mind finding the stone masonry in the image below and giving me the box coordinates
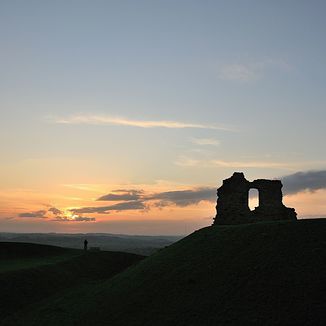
[213,172,297,225]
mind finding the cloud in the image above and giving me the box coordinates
[53,169,326,217]
[97,190,144,201]
[218,59,292,82]
[18,210,47,218]
[211,160,290,169]
[191,138,220,146]
[52,114,234,131]
[175,156,291,169]
[71,200,147,214]
[218,63,259,81]
[48,207,63,215]
[174,156,201,167]
[281,170,326,195]
[62,184,102,192]
[18,207,96,222]
[73,216,96,221]
[149,188,216,207]
[72,187,216,214]
[53,216,96,222]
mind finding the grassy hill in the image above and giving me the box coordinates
[0,242,144,321]
[2,219,326,325]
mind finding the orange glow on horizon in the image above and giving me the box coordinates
[1,180,326,235]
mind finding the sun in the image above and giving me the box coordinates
[62,210,80,220]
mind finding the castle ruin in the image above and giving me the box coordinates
[213,172,297,225]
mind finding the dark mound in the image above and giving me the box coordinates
[0,242,69,259]
[5,219,326,326]
[0,243,144,321]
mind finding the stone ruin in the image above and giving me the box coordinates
[213,172,297,225]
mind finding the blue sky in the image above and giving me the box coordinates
[1,1,326,234]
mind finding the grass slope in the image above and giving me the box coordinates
[0,242,144,321]
[3,219,326,326]
[0,242,80,273]
[0,242,70,259]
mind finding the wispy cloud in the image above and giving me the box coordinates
[148,188,216,207]
[97,189,144,201]
[218,58,292,82]
[211,160,290,169]
[191,138,220,146]
[18,206,96,222]
[53,216,96,222]
[71,201,147,214]
[218,63,259,81]
[174,156,201,167]
[18,210,48,218]
[52,114,235,131]
[62,184,103,192]
[48,207,63,215]
[70,187,216,215]
[175,156,292,169]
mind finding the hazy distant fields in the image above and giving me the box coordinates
[0,232,183,256]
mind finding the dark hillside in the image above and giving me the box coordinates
[0,242,70,259]
[5,219,326,326]
[0,243,144,320]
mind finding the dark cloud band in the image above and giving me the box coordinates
[53,216,96,222]
[78,187,216,214]
[18,207,96,222]
[97,190,144,201]
[148,188,216,207]
[18,210,47,218]
[281,170,326,195]
[71,200,146,214]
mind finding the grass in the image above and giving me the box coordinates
[0,242,144,321]
[2,219,326,325]
[0,242,80,273]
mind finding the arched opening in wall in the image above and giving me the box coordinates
[249,189,259,211]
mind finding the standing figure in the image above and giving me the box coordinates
[84,239,88,251]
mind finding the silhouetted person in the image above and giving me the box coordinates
[84,239,88,251]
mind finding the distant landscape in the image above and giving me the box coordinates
[0,233,183,256]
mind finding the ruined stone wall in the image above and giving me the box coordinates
[213,173,297,225]
[214,172,251,224]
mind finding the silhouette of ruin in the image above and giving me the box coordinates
[213,172,297,225]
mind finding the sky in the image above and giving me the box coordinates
[1,0,326,235]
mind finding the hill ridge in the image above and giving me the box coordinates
[4,219,326,325]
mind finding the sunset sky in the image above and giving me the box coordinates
[1,1,326,235]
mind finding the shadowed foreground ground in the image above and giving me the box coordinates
[0,243,144,321]
[2,219,326,325]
